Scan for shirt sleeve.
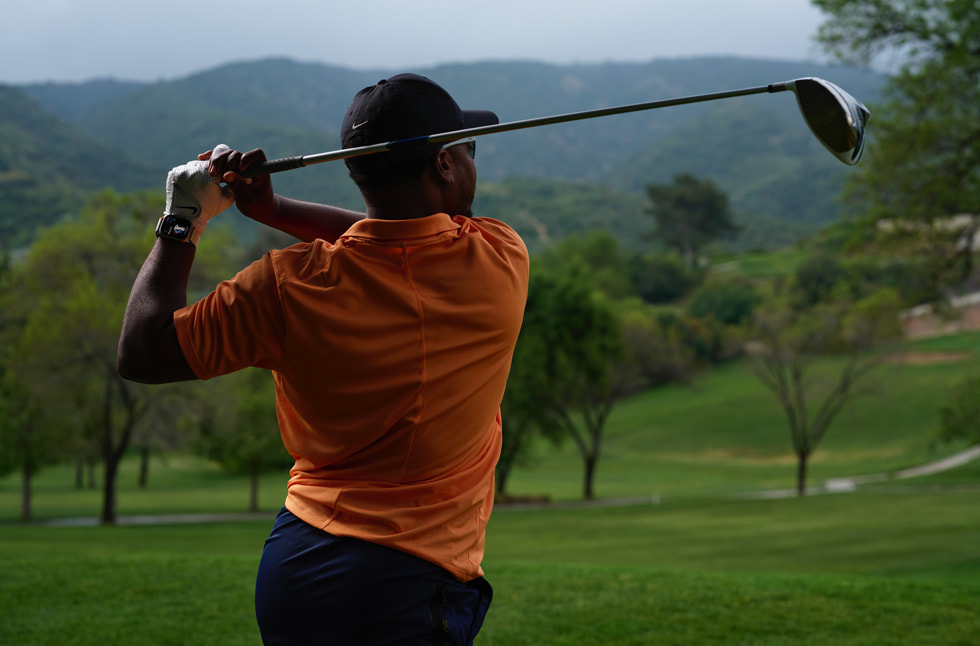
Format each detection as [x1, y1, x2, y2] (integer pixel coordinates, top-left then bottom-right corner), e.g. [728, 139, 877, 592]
[173, 253, 286, 380]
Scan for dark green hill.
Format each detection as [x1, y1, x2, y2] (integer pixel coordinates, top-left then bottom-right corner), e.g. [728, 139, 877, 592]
[604, 96, 852, 247]
[22, 78, 145, 121]
[0, 85, 158, 246]
[422, 58, 884, 183]
[22, 56, 885, 186]
[474, 177, 648, 254]
[7, 57, 886, 249]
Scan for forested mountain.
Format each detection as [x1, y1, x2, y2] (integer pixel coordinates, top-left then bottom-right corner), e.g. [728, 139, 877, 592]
[0, 85, 159, 245]
[3, 57, 886, 250]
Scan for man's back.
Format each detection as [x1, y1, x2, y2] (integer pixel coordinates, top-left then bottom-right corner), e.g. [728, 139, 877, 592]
[175, 213, 528, 580]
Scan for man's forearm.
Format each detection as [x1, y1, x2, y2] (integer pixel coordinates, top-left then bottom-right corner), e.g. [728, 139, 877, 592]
[252, 196, 365, 243]
[117, 238, 197, 383]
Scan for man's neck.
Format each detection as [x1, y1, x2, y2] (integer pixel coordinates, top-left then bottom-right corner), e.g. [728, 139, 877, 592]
[363, 182, 445, 221]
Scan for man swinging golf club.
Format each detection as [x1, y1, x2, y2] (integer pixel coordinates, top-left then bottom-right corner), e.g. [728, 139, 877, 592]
[118, 73, 530, 645]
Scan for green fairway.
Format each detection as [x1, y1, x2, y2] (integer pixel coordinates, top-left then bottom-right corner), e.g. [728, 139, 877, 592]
[2, 489, 978, 645]
[1, 336, 978, 644]
[487, 492, 980, 582]
[503, 346, 980, 502]
[480, 563, 979, 645]
[0, 453, 291, 521]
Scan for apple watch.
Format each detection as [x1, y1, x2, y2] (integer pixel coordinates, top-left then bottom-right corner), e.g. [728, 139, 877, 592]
[155, 215, 201, 246]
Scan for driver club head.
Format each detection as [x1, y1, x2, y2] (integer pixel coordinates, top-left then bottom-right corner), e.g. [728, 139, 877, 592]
[788, 77, 870, 165]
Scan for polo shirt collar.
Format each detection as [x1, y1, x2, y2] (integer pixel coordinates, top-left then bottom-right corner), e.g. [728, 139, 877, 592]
[341, 213, 460, 241]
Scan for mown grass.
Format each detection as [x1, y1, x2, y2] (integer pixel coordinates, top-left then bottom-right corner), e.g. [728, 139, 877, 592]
[2, 488, 978, 645]
[487, 492, 980, 583]
[0, 454, 290, 521]
[1, 334, 978, 644]
[480, 563, 979, 645]
[505, 341, 980, 502]
[713, 247, 808, 280]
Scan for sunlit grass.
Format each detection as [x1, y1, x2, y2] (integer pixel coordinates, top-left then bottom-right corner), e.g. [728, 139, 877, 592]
[1, 335, 978, 644]
[2, 489, 978, 645]
[503, 345, 978, 502]
[0, 454, 288, 521]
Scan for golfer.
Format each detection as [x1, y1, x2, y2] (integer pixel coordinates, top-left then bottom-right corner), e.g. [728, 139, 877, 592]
[118, 73, 529, 645]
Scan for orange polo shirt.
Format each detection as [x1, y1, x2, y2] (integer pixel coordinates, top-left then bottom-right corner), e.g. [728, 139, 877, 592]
[174, 214, 529, 581]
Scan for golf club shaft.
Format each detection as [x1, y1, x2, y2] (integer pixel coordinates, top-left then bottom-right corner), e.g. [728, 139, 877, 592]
[244, 82, 791, 176]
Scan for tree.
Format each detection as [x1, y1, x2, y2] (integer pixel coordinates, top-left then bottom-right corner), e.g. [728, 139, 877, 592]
[813, 0, 980, 294]
[497, 328, 563, 499]
[814, 0, 980, 72]
[792, 253, 849, 308]
[6, 190, 237, 523]
[937, 374, 980, 446]
[0, 257, 45, 520]
[749, 288, 903, 495]
[508, 261, 624, 499]
[8, 194, 136, 522]
[195, 369, 293, 512]
[0, 357, 46, 520]
[536, 230, 636, 299]
[9, 191, 177, 523]
[644, 172, 739, 270]
[686, 278, 762, 327]
[615, 303, 697, 391]
[627, 252, 700, 304]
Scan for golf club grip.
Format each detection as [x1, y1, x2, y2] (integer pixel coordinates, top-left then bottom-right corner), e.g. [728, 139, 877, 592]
[242, 156, 307, 177]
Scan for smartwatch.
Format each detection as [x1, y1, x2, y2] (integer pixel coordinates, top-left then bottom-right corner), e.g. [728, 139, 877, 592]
[155, 215, 200, 246]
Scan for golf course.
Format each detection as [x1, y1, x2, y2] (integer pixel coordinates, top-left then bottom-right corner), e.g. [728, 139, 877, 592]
[2, 331, 978, 644]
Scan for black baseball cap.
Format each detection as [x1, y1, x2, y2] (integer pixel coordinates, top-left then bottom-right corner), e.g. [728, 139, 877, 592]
[341, 73, 498, 173]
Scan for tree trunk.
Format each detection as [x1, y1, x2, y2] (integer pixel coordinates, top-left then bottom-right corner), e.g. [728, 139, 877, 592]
[138, 446, 150, 488]
[100, 376, 140, 525]
[495, 465, 508, 497]
[796, 451, 809, 497]
[101, 456, 118, 525]
[100, 378, 118, 525]
[495, 418, 531, 499]
[20, 459, 32, 522]
[583, 453, 597, 500]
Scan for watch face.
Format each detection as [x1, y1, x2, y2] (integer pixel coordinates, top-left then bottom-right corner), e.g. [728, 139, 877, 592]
[158, 216, 193, 240]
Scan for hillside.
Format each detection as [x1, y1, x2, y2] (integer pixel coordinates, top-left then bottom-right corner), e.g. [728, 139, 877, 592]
[4, 57, 887, 249]
[0, 85, 159, 246]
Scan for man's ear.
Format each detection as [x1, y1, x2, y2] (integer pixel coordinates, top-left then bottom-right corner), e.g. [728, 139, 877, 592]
[432, 149, 455, 185]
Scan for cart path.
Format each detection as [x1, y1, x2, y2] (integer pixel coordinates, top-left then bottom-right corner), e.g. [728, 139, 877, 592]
[740, 444, 980, 499]
[34, 445, 980, 524]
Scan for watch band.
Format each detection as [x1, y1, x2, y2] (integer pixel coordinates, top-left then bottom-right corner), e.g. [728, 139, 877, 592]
[155, 215, 201, 246]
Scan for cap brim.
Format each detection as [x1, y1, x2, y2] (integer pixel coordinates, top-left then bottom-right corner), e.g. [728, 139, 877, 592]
[462, 110, 499, 129]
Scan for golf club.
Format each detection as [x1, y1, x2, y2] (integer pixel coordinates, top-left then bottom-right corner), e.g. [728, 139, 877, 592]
[243, 77, 869, 177]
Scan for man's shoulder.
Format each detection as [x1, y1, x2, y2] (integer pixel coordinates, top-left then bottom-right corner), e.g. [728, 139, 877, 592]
[460, 217, 527, 250]
[267, 239, 335, 262]
[252, 240, 334, 284]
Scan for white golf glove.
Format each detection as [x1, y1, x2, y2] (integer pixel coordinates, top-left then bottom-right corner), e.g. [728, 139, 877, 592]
[164, 144, 235, 236]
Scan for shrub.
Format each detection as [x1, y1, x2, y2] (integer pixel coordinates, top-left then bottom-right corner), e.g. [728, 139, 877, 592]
[686, 279, 761, 327]
[628, 253, 700, 304]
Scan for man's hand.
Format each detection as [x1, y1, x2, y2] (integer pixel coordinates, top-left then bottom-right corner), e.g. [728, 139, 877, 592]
[200, 144, 365, 244]
[165, 144, 236, 237]
[201, 146, 277, 223]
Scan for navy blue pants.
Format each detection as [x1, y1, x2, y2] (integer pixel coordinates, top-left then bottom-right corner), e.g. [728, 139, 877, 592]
[255, 508, 492, 645]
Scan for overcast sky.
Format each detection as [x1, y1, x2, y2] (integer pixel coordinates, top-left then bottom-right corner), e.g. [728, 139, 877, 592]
[2, 0, 831, 84]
